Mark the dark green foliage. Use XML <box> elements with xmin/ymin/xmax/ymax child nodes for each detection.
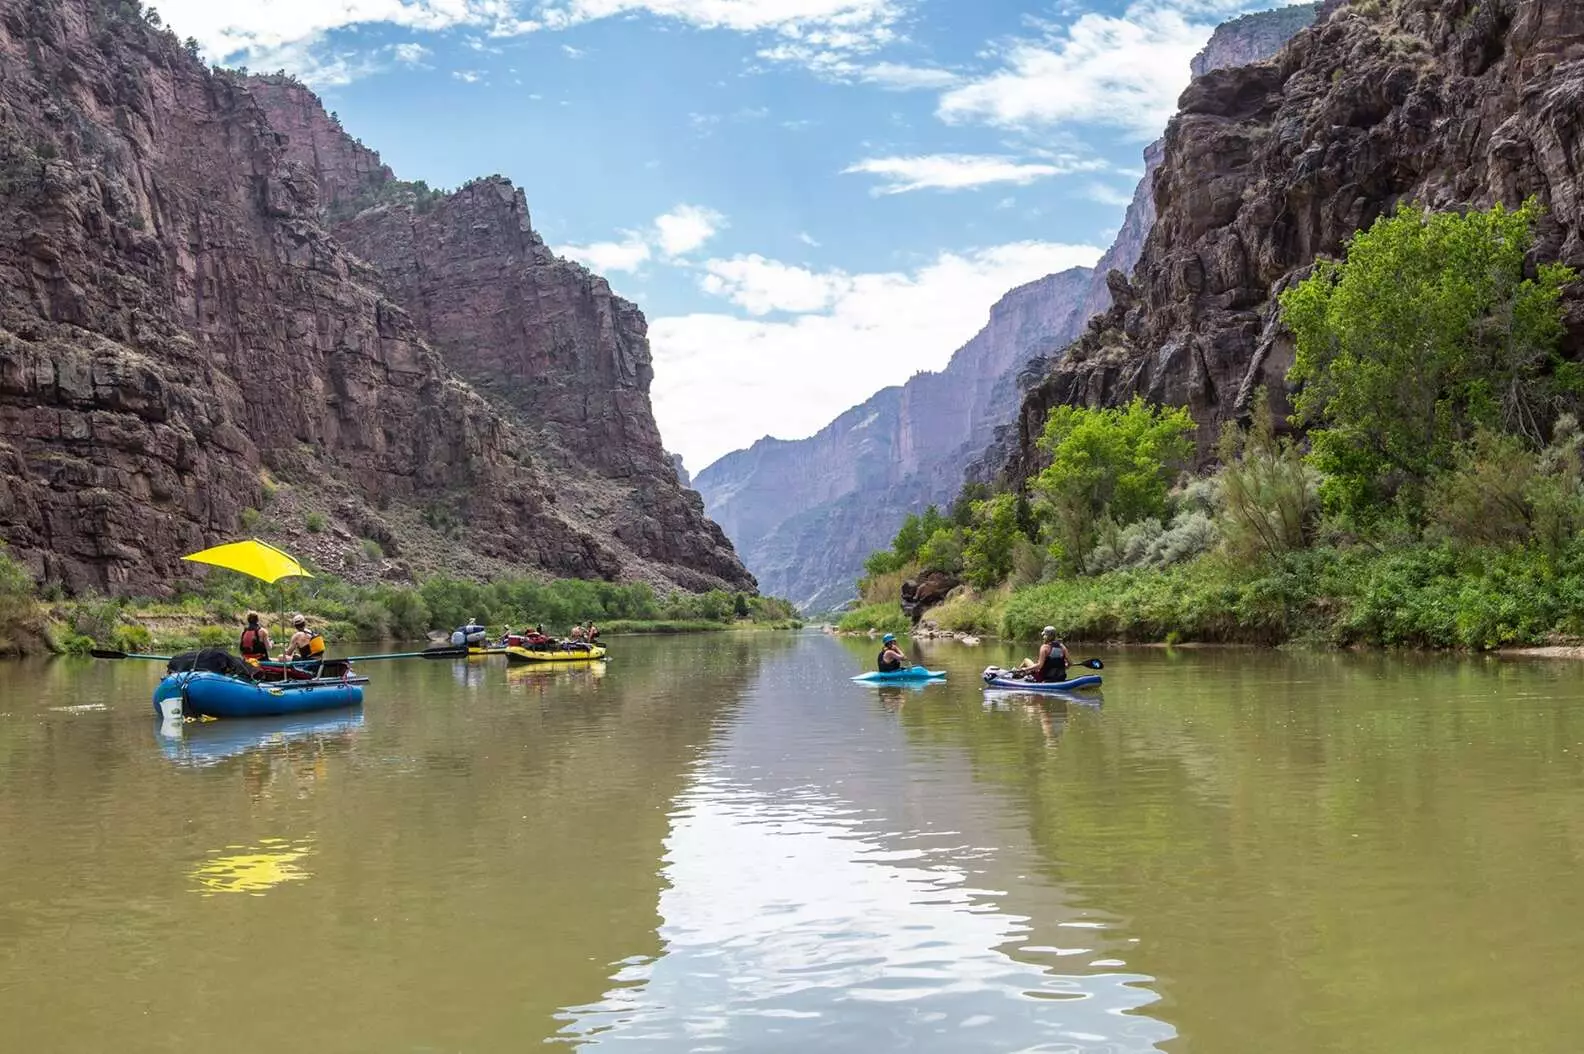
<box><xmin>1283</xmin><ymin>199</ymin><xmax>1579</xmax><ymax>520</ymax></box>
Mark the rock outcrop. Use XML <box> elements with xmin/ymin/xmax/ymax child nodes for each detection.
<box><xmin>982</xmin><ymin>0</ymin><xmax>1584</xmax><ymax>494</ymax></box>
<box><xmin>0</xmin><ymin>0</ymin><xmax>752</xmax><ymax>594</ymax></box>
<box><xmin>695</xmin><ymin>268</ymin><xmax>1094</xmax><ymax>611</ymax></box>
<box><xmin>698</xmin><ymin>4</ymin><xmax>1316</xmax><ymax>611</ymax></box>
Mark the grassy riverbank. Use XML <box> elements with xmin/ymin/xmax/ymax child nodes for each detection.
<box><xmin>844</xmin><ymin>541</ymin><xmax>1584</xmax><ymax>651</ymax></box>
<box><xmin>0</xmin><ymin>545</ymin><xmax>800</xmax><ymax>655</ymax></box>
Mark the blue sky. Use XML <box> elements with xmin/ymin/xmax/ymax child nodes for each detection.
<box><xmin>154</xmin><ymin>0</ymin><xmax>1310</xmax><ymax>470</ymax></box>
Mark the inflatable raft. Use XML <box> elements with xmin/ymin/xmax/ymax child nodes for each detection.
<box><xmin>153</xmin><ymin>670</ymin><xmax>367</xmax><ymax>720</ymax></box>
<box><xmin>504</xmin><ymin>644</ymin><xmax>608</xmax><ymax>665</ymax></box>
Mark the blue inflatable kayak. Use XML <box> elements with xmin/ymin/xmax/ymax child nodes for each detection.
<box><xmin>982</xmin><ymin>671</ymin><xmax>1102</xmax><ymax>692</ymax></box>
<box><xmin>852</xmin><ymin>668</ymin><xmax>947</xmax><ymax>683</ymax></box>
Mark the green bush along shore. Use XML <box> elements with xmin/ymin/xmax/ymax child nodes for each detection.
<box><xmin>844</xmin><ymin>201</ymin><xmax>1584</xmax><ymax>651</ymax></box>
<box><xmin>0</xmin><ymin>546</ymin><xmax>800</xmax><ymax>656</ymax></box>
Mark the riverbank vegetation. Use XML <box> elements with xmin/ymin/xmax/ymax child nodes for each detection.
<box><xmin>0</xmin><ymin>552</ymin><xmax>799</xmax><ymax>655</ymax></box>
<box><xmin>847</xmin><ymin>201</ymin><xmax>1584</xmax><ymax>650</ymax></box>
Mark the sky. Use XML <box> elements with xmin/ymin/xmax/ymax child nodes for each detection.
<box><xmin>153</xmin><ymin>0</ymin><xmax>1311</xmax><ymax>472</ymax></box>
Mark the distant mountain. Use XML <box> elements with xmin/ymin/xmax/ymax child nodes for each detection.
<box><xmin>693</xmin><ymin>5</ymin><xmax>1318</xmax><ymax>612</ymax></box>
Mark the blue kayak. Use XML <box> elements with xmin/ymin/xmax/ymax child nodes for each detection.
<box><xmin>852</xmin><ymin>668</ymin><xmax>947</xmax><ymax>683</ymax></box>
<box><xmin>982</xmin><ymin>672</ymin><xmax>1102</xmax><ymax>692</ymax></box>
<box><xmin>153</xmin><ymin>670</ymin><xmax>366</xmax><ymax>720</ymax></box>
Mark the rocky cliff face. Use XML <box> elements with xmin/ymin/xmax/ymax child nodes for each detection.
<box><xmin>984</xmin><ymin>0</ymin><xmax>1584</xmax><ymax>494</ymax></box>
<box><xmin>0</xmin><ymin>0</ymin><xmax>751</xmax><ymax>595</ymax></box>
<box><xmin>696</xmin><ymin>269</ymin><xmax>1093</xmax><ymax>610</ymax></box>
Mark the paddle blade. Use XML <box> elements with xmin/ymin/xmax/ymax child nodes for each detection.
<box><xmin>1079</xmin><ymin>658</ymin><xmax>1105</xmax><ymax>670</ymax></box>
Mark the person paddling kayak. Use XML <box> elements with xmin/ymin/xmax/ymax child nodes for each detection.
<box><xmin>877</xmin><ymin>633</ymin><xmax>908</xmax><ymax>673</ymax></box>
<box><xmin>1012</xmin><ymin>627</ymin><xmax>1068</xmax><ymax>683</ymax></box>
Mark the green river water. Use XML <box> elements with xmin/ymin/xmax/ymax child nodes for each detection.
<box><xmin>2</xmin><ymin>632</ymin><xmax>1582</xmax><ymax>1052</ymax></box>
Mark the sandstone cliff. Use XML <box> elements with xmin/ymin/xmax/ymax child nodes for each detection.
<box><xmin>695</xmin><ymin>269</ymin><xmax>1093</xmax><ymax>611</ymax></box>
<box><xmin>983</xmin><ymin>0</ymin><xmax>1584</xmax><ymax>495</ymax></box>
<box><xmin>0</xmin><ymin>0</ymin><xmax>752</xmax><ymax>594</ymax></box>
<box><xmin>697</xmin><ymin>5</ymin><xmax>1315</xmax><ymax>611</ymax></box>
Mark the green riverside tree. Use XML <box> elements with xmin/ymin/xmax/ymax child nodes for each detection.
<box><xmin>1282</xmin><ymin>199</ymin><xmax>1578</xmax><ymax>521</ymax></box>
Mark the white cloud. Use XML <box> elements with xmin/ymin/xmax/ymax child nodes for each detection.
<box><xmin>155</xmin><ymin>0</ymin><xmax>904</xmax><ymax>83</ymax></box>
<box><xmin>797</xmin><ymin>231</ymin><xmax>821</xmax><ymax>247</ymax></box>
<box><xmin>392</xmin><ymin>42</ymin><xmax>430</xmax><ymax>64</ymax></box>
<box><xmin>857</xmin><ymin>61</ymin><xmax>960</xmax><ymax>90</ymax></box>
<box><xmin>559</xmin><ymin>204</ymin><xmax>725</xmax><ymax>273</ymax></box>
<box><xmin>655</xmin><ymin>205</ymin><xmax>727</xmax><ymax>257</ymax></box>
<box><xmin>452</xmin><ymin>69</ymin><xmax>484</xmax><ymax>83</ymax></box>
<box><xmin>1085</xmin><ymin>181</ymin><xmax>1137</xmax><ymax>208</ymax></box>
<box><xmin>938</xmin><ymin>2</ymin><xmax>1217</xmax><ymax>140</ymax></box>
<box><xmin>651</xmin><ymin>240</ymin><xmax>1104</xmax><ymax>468</ymax></box>
<box><xmin>561</xmin><ymin>234</ymin><xmax>653</xmax><ymax>273</ymax></box>
<box><xmin>843</xmin><ymin>153</ymin><xmax>1104</xmax><ymax>195</ymax></box>
<box><xmin>699</xmin><ymin>256</ymin><xmax>851</xmax><ymax>315</ymax></box>
<box><xmin>561</xmin><ymin>43</ymin><xmax>587</xmax><ymax>57</ymax></box>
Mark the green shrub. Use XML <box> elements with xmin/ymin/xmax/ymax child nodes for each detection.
<box><xmin>835</xmin><ymin>603</ymin><xmax>911</xmax><ymax>636</ymax></box>
<box><xmin>360</xmin><ymin>538</ymin><xmax>384</xmax><ymax>562</ymax></box>
<box><xmin>195</xmin><ymin>625</ymin><xmax>228</xmax><ymax>648</ymax></box>
<box><xmin>305</xmin><ymin>511</ymin><xmax>326</xmax><ymax>533</ymax></box>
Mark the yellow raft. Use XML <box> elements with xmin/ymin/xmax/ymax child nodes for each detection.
<box><xmin>504</xmin><ymin>645</ymin><xmax>607</xmax><ymax>665</ymax></box>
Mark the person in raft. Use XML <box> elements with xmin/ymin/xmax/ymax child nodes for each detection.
<box><xmin>877</xmin><ymin>633</ymin><xmax>908</xmax><ymax>673</ymax></box>
<box><xmin>569</xmin><ymin>623</ymin><xmax>588</xmax><ymax>642</ymax></box>
<box><xmin>239</xmin><ymin>611</ymin><xmax>272</xmax><ymax>664</ymax></box>
<box><xmin>1013</xmin><ymin>627</ymin><xmax>1069</xmax><ymax>683</ymax></box>
<box><xmin>587</xmin><ymin>621</ymin><xmax>601</xmax><ymax>644</ymax></box>
<box><xmin>282</xmin><ymin>614</ymin><xmax>327</xmax><ymax>666</ymax></box>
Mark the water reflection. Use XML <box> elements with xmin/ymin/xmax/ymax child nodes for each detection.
<box><xmin>559</xmin><ymin>641</ymin><xmax>1174</xmax><ymax>1052</ymax></box>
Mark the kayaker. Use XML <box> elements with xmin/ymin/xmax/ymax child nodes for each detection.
<box><xmin>239</xmin><ymin>611</ymin><xmax>272</xmax><ymax>664</ymax></box>
<box><xmin>1013</xmin><ymin>627</ymin><xmax>1068</xmax><ymax>683</ymax></box>
<box><xmin>282</xmin><ymin>614</ymin><xmax>327</xmax><ymax>666</ymax></box>
<box><xmin>877</xmin><ymin>633</ymin><xmax>907</xmax><ymax>673</ymax></box>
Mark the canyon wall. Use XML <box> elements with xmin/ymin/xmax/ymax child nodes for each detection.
<box><xmin>982</xmin><ymin>0</ymin><xmax>1584</xmax><ymax>494</ymax></box>
<box><xmin>0</xmin><ymin>0</ymin><xmax>751</xmax><ymax>595</ymax></box>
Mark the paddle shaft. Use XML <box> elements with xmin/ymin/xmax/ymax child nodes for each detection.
<box><xmin>274</xmin><ymin>647</ymin><xmax>468</xmax><ymax>665</ymax></box>
<box><xmin>89</xmin><ymin>649</ymin><xmax>174</xmax><ymax>661</ymax></box>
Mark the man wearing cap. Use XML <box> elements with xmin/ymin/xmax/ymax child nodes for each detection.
<box><xmin>1014</xmin><ymin>627</ymin><xmax>1069</xmax><ymax>683</ymax></box>
<box><xmin>877</xmin><ymin>633</ymin><xmax>908</xmax><ymax>673</ymax></box>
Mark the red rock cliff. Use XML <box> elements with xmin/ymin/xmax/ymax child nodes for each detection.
<box><xmin>0</xmin><ymin>0</ymin><xmax>752</xmax><ymax>594</ymax></box>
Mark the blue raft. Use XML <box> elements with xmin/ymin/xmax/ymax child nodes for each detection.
<box><xmin>851</xmin><ymin>667</ymin><xmax>947</xmax><ymax>684</ymax></box>
<box><xmin>153</xmin><ymin>670</ymin><xmax>366</xmax><ymax>720</ymax></box>
<box><xmin>982</xmin><ymin>670</ymin><xmax>1102</xmax><ymax>693</ymax></box>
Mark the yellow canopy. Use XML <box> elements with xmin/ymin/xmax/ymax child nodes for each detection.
<box><xmin>182</xmin><ymin>539</ymin><xmax>313</xmax><ymax>585</ymax></box>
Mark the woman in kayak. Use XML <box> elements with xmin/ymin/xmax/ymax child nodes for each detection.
<box><xmin>1014</xmin><ymin>627</ymin><xmax>1068</xmax><ymax>683</ymax></box>
<box><xmin>877</xmin><ymin>633</ymin><xmax>907</xmax><ymax>673</ymax></box>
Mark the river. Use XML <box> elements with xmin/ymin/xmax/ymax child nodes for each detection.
<box><xmin>2</xmin><ymin>633</ymin><xmax>1582</xmax><ymax>1052</ymax></box>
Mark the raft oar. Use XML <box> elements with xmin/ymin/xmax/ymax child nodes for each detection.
<box><xmin>1075</xmin><ymin>658</ymin><xmax>1104</xmax><ymax>670</ymax></box>
<box><xmin>275</xmin><ymin>646</ymin><xmax>470</xmax><ymax>665</ymax></box>
<box><xmin>89</xmin><ymin>649</ymin><xmax>175</xmax><ymax>661</ymax></box>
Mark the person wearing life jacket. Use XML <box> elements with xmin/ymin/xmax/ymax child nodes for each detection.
<box><xmin>1014</xmin><ymin>627</ymin><xmax>1069</xmax><ymax>683</ymax></box>
<box><xmin>877</xmin><ymin>633</ymin><xmax>907</xmax><ymax>673</ymax></box>
<box><xmin>282</xmin><ymin>614</ymin><xmax>327</xmax><ymax>667</ymax></box>
<box><xmin>239</xmin><ymin>611</ymin><xmax>272</xmax><ymax>664</ymax></box>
